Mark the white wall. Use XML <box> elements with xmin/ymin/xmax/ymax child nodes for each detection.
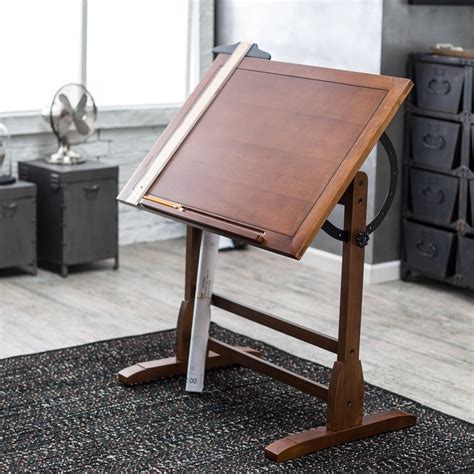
<box><xmin>216</xmin><ymin>0</ymin><xmax>383</xmax><ymax>73</ymax></box>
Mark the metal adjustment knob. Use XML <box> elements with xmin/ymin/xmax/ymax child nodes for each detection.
<box><xmin>355</xmin><ymin>231</ymin><xmax>370</xmax><ymax>248</ymax></box>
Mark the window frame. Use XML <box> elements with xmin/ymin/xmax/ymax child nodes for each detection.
<box><xmin>0</xmin><ymin>0</ymin><xmax>214</xmax><ymax>135</ymax></box>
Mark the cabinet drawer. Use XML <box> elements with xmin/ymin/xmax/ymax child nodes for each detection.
<box><xmin>415</xmin><ymin>62</ymin><xmax>464</xmax><ymax>113</ymax></box>
<box><xmin>411</xmin><ymin>116</ymin><xmax>460</xmax><ymax>170</ymax></box>
<box><xmin>404</xmin><ymin>221</ymin><xmax>455</xmax><ymax>278</ymax></box>
<box><xmin>63</xmin><ymin>178</ymin><xmax>118</xmax><ymax>265</ymax></box>
<box><xmin>0</xmin><ymin>197</ymin><xmax>36</xmax><ymax>269</ymax></box>
<box><xmin>410</xmin><ymin>169</ymin><xmax>458</xmax><ymax>225</ymax></box>
<box><xmin>457</xmin><ymin>236</ymin><xmax>474</xmax><ymax>287</ymax></box>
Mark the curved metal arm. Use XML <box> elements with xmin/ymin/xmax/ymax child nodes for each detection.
<box><xmin>322</xmin><ymin>132</ymin><xmax>398</xmax><ymax>244</ymax></box>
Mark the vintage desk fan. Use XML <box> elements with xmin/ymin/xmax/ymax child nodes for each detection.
<box><xmin>117</xmin><ymin>42</ymin><xmax>416</xmax><ymax>462</ymax></box>
<box><xmin>43</xmin><ymin>83</ymin><xmax>97</xmax><ymax>165</ymax></box>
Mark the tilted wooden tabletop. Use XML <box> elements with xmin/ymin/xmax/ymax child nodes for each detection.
<box><xmin>119</xmin><ymin>53</ymin><xmax>412</xmax><ymax>259</ymax></box>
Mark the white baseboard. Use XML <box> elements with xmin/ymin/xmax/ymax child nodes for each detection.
<box><xmin>301</xmin><ymin>248</ymin><xmax>400</xmax><ymax>285</ymax></box>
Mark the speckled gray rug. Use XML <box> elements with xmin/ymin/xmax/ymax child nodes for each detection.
<box><xmin>1</xmin><ymin>324</ymin><xmax>472</xmax><ymax>472</ymax></box>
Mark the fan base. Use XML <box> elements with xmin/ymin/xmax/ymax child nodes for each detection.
<box><xmin>0</xmin><ymin>175</ymin><xmax>16</xmax><ymax>185</ymax></box>
<box><xmin>47</xmin><ymin>145</ymin><xmax>86</xmax><ymax>165</ymax></box>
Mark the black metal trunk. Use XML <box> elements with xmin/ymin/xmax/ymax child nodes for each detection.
<box><xmin>18</xmin><ymin>159</ymin><xmax>119</xmax><ymax>277</ymax></box>
<box><xmin>0</xmin><ymin>180</ymin><xmax>37</xmax><ymax>274</ymax></box>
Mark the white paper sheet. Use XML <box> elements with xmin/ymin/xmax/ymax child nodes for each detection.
<box><xmin>185</xmin><ymin>231</ymin><xmax>220</xmax><ymax>392</ymax></box>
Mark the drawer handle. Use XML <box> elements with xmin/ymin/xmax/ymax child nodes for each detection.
<box><xmin>416</xmin><ymin>240</ymin><xmax>437</xmax><ymax>258</ymax></box>
<box><xmin>84</xmin><ymin>184</ymin><xmax>100</xmax><ymax>200</ymax></box>
<box><xmin>422</xmin><ymin>133</ymin><xmax>445</xmax><ymax>150</ymax></box>
<box><xmin>422</xmin><ymin>186</ymin><xmax>444</xmax><ymax>204</ymax></box>
<box><xmin>2</xmin><ymin>201</ymin><xmax>17</xmax><ymax>218</ymax></box>
<box><xmin>428</xmin><ymin>79</ymin><xmax>451</xmax><ymax>95</ymax></box>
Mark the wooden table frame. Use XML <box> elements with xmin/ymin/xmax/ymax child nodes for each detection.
<box><xmin>118</xmin><ymin>171</ymin><xmax>416</xmax><ymax>462</ymax></box>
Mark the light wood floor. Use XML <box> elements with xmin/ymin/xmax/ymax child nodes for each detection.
<box><xmin>1</xmin><ymin>238</ymin><xmax>473</xmax><ymax>423</ymax></box>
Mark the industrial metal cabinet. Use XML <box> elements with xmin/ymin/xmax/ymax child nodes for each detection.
<box><xmin>0</xmin><ymin>180</ymin><xmax>37</xmax><ymax>274</ymax></box>
<box><xmin>402</xmin><ymin>53</ymin><xmax>474</xmax><ymax>289</ymax></box>
<box><xmin>19</xmin><ymin>159</ymin><xmax>119</xmax><ymax>277</ymax></box>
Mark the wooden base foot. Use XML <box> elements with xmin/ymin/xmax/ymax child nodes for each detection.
<box><xmin>118</xmin><ymin>346</ymin><xmax>261</xmax><ymax>385</ymax></box>
<box><xmin>264</xmin><ymin>410</ymin><xmax>417</xmax><ymax>462</ymax></box>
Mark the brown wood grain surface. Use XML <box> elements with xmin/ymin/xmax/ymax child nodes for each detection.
<box><xmin>265</xmin><ymin>410</ymin><xmax>417</xmax><ymax>462</ymax></box>
<box><xmin>120</xmin><ymin>54</ymin><xmax>412</xmax><ymax>259</ymax></box>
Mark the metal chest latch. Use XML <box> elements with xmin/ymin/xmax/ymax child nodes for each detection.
<box><xmin>2</xmin><ymin>201</ymin><xmax>17</xmax><ymax>218</ymax></box>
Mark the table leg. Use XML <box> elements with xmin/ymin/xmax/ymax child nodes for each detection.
<box><xmin>265</xmin><ymin>172</ymin><xmax>416</xmax><ymax>462</ymax></box>
<box><xmin>118</xmin><ymin>226</ymin><xmax>261</xmax><ymax>385</ymax></box>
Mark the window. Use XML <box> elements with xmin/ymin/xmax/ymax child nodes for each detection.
<box><xmin>87</xmin><ymin>0</ymin><xmax>191</xmax><ymax>107</ymax></box>
<box><xmin>0</xmin><ymin>0</ymin><xmax>194</xmax><ymax>113</ymax></box>
<box><xmin>0</xmin><ymin>0</ymin><xmax>82</xmax><ymax>112</ymax></box>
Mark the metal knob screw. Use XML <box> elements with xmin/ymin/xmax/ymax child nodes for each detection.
<box><xmin>355</xmin><ymin>231</ymin><xmax>370</xmax><ymax>248</ymax></box>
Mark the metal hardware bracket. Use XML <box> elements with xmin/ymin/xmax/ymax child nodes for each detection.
<box><xmin>322</xmin><ymin>132</ymin><xmax>398</xmax><ymax>246</ymax></box>
<box><xmin>212</xmin><ymin>42</ymin><xmax>271</xmax><ymax>60</ymax></box>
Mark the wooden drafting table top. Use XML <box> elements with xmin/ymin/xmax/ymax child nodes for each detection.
<box><xmin>119</xmin><ymin>53</ymin><xmax>412</xmax><ymax>259</ymax></box>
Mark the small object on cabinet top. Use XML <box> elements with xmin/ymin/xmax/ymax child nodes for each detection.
<box><xmin>432</xmin><ymin>43</ymin><xmax>474</xmax><ymax>59</ymax></box>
